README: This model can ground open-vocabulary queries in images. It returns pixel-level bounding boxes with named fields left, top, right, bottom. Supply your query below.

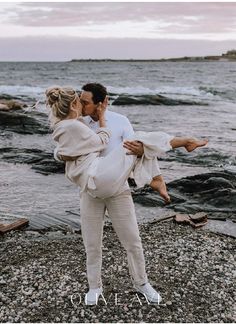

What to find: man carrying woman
left=47, top=83, right=207, bottom=305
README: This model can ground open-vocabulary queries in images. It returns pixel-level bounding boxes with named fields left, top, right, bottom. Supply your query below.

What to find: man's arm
left=122, top=116, right=144, bottom=157
left=122, top=116, right=134, bottom=139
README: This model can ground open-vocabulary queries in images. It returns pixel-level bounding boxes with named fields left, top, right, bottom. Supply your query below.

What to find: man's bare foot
left=185, top=138, right=208, bottom=152
left=150, top=176, right=171, bottom=204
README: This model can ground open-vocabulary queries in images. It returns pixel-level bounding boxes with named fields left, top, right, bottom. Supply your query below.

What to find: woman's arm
left=53, top=120, right=110, bottom=159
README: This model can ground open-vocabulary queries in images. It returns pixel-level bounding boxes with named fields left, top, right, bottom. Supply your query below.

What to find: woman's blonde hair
left=45, top=86, right=78, bottom=126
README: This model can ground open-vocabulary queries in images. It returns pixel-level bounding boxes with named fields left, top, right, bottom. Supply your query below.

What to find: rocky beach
left=0, top=61, right=236, bottom=323
left=1, top=221, right=235, bottom=323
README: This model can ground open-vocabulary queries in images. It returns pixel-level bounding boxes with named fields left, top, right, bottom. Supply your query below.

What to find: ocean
left=0, top=61, right=236, bottom=229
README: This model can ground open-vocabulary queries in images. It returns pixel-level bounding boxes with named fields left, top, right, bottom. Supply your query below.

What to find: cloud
left=1, top=2, right=236, bottom=36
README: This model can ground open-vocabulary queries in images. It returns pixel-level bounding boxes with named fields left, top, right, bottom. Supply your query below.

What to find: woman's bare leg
left=170, top=137, right=208, bottom=152
left=150, top=175, right=170, bottom=204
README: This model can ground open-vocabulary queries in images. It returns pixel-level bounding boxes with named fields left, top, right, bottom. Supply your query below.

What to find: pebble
left=0, top=280, right=6, bottom=284
left=166, top=301, right=172, bottom=306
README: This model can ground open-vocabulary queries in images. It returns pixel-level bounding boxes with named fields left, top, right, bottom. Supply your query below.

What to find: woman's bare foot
left=184, top=138, right=208, bottom=152
left=170, top=137, right=208, bottom=152
left=150, top=175, right=171, bottom=204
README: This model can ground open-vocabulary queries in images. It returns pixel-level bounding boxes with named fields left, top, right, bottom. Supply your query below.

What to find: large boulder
left=0, top=100, right=27, bottom=111
left=0, top=110, right=50, bottom=134
left=132, top=171, right=236, bottom=220
left=112, top=94, right=205, bottom=106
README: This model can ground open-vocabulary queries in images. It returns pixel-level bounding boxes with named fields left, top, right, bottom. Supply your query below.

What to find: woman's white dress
left=53, top=118, right=174, bottom=199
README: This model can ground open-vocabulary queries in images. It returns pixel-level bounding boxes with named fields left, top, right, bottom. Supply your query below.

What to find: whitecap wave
left=0, top=85, right=44, bottom=98
left=0, top=84, right=227, bottom=104
left=107, top=85, right=218, bottom=100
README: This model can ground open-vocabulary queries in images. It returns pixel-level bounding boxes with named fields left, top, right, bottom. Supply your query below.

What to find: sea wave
left=108, top=85, right=206, bottom=96
left=0, top=84, right=222, bottom=96
left=199, top=86, right=235, bottom=102
left=0, top=84, right=233, bottom=105
left=0, top=85, right=44, bottom=99
left=108, top=85, right=227, bottom=103
left=111, top=94, right=208, bottom=106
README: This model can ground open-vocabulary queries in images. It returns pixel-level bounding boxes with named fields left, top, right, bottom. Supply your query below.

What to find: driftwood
left=0, top=218, right=29, bottom=234
left=148, top=213, right=176, bottom=224
left=148, top=212, right=208, bottom=228
left=174, top=212, right=208, bottom=228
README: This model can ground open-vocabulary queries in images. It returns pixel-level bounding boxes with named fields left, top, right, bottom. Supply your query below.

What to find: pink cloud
left=2, top=2, right=236, bottom=36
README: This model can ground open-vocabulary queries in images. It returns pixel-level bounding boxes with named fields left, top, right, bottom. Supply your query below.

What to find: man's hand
left=96, top=102, right=106, bottom=118
left=59, top=155, right=77, bottom=162
left=123, top=140, right=144, bottom=157
left=96, top=96, right=108, bottom=116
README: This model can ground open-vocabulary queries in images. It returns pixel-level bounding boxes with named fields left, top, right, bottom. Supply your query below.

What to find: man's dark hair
left=82, top=83, right=107, bottom=104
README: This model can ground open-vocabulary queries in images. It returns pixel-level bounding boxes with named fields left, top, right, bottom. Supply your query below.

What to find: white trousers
left=80, top=190, right=148, bottom=289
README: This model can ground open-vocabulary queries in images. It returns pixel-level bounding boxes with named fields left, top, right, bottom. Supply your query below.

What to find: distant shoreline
left=0, top=56, right=236, bottom=63
left=70, top=55, right=236, bottom=63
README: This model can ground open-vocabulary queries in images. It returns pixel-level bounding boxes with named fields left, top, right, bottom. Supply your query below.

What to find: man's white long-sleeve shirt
left=82, top=110, right=134, bottom=157
left=54, top=110, right=134, bottom=162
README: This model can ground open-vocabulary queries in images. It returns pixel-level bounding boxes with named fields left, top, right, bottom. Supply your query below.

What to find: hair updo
left=45, top=86, right=78, bottom=126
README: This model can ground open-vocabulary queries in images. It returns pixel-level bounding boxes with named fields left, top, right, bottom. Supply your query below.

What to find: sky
left=0, top=1, right=236, bottom=61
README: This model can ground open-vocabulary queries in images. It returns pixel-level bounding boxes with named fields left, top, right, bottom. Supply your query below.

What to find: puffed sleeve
left=96, top=127, right=111, bottom=145
left=53, top=120, right=111, bottom=157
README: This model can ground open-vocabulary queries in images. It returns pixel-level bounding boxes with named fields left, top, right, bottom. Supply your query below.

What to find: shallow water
left=0, top=162, right=81, bottom=230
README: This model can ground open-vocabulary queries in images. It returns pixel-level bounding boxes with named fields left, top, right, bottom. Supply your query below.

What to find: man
left=62, top=83, right=207, bottom=305
left=78, top=82, right=162, bottom=305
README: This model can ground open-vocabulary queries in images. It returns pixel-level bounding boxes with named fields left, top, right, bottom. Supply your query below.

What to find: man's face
left=80, top=91, right=97, bottom=117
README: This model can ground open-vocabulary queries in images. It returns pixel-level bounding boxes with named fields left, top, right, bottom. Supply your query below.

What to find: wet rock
left=0, top=110, right=50, bottom=135
left=203, top=219, right=236, bottom=238
left=132, top=171, right=236, bottom=220
left=0, top=99, right=27, bottom=111
left=0, top=102, right=63, bottom=174
left=163, top=148, right=234, bottom=168
left=0, top=103, right=9, bottom=110
left=169, top=171, right=235, bottom=193
left=0, top=147, right=64, bottom=174
left=32, top=159, right=65, bottom=175
left=112, top=94, right=205, bottom=106
left=0, top=94, right=26, bottom=101
left=203, top=177, right=234, bottom=189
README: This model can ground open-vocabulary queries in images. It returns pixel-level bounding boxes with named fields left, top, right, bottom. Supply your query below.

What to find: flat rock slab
left=137, top=211, right=236, bottom=238
left=201, top=219, right=236, bottom=238
left=174, top=212, right=208, bottom=228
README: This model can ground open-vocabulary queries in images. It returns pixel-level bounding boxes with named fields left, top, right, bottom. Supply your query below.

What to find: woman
left=47, top=86, right=209, bottom=305
left=47, top=86, right=171, bottom=201
left=46, top=86, right=207, bottom=203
